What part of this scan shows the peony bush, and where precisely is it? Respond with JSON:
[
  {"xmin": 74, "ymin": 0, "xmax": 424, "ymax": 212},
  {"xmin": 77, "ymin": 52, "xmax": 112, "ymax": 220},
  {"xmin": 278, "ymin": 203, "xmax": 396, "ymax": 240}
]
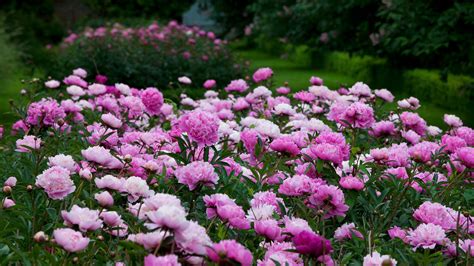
[
  {"xmin": 49, "ymin": 21, "xmax": 246, "ymax": 91},
  {"xmin": 0, "ymin": 66, "xmax": 472, "ymax": 265}
]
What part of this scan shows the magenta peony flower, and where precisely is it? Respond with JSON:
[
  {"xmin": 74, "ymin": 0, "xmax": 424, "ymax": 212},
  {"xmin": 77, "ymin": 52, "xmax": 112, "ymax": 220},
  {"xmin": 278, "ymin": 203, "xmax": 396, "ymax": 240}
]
[
  {"xmin": 141, "ymin": 87, "xmax": 164, "ymax": 115},
  {"xmin": 53, "ymin": 228, "xmax": 89, "ymax": 252},
  {"xmin": 203, "ymin": 79, "xmax": 216, "ymax": 89},
  {"xmin": 178, "ymin": 110, "xmax": 220, "ymax": 146},
  {"xmin": 175, "ymin": 161, "xmax": 219, "ymax": 190},
  {"xmin": 225, "ymin": 79, "xmax": 249, "ymax": 93},
  {"xmin": 95, "ymin": 74, "xmax": 108, "ymax": 84},
  {"xmin": 204, "ymin": 194, "xmax": 250, "ymax": 229},
  {"xmin": 16, "ymin": 135, "xmax": 41, "ymax": 152},
  {"xmin": 144, "ymin": 254, "xmax": 181, "ymax": 266},
  {"xmin": 310, "ymin": 76, "xmax": 323, "ymax": 86},
  {"xmin": 292, "ymin": 230, "xmax": 333, "ymax": 257},
  {"xmin": 207, "ymin": 240, "xmax": 253, "ymax": 266},
  {"xmin": 253, "ymin": 67, "xmax": 273, "ymax": 83},
  {"xmin": 61, "ymin": 205, "xmax": 102, "ymax": 231},
  {"xmin": 35, "ymin": 166, "xmax": 75, "ymax": 200},
  {"xmin": 307, "ymin": 185, "xmax": 349, "ymax": 219},
  {"xmin": 407, "ymin": 223, "xmax": 447, "ymax": 250}
]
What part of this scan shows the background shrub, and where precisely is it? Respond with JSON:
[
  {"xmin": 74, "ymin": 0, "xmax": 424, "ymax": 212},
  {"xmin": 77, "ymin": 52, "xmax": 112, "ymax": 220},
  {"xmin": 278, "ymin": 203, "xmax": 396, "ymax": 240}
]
[{"xmin": 50, "ymin": 22, "xmax": 246, "ymax": 90}]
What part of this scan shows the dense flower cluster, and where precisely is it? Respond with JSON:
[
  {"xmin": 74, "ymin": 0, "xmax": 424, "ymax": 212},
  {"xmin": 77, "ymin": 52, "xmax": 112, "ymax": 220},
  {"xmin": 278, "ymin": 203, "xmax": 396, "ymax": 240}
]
[{"xmin": 1, "ymin": 67, "xmax": 472, "ymax": 265}]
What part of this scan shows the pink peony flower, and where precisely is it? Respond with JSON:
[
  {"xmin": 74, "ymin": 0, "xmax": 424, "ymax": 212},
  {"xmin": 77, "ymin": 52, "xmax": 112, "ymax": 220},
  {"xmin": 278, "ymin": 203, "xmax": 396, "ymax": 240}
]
[
  {"xmin": 141, "ymin": 87, "xmax": 164, "ymax": 115},
  {"xmin": 374, "ymin": 89, "xmax": 394, "ymax": 102},
  {"xmin": 413, "ymin": 201, "xmax": 465, "ymax": 231},
  {"xmin": 61, "ymin": 205, "xmax": 102, "ymax": 231},
  {"xmin": 283, "ymin": 217, "xmax": 313, "ymax": 236},
  {"xmin": 101, "ymin": 113, "xmax": 122, "ymax": 128},
  {"xmin": 400, "ymin": 112, "xmax": 427, "ymax": 136},
  {"xmin": 95, "ymin": 175, "xmax": 125, "ymax": 191},
  {"xmin": 270, "ymin": 136, "xmax": 300, "ymax": 156},
  {"xmin": 178, "ymin": 110, "xmax": 220, "ymax": 146},
  {"xmin": 73, "ymin": 68, "xmax": 87, "ymax": 78},
  {"xmin": 125, "ymin": 176, "xmax": 152, "ymax": 202},
  {"xmin": 307, "ymin": 185, "xmax": 349, "ymax": 219},
  {"xmin": 48, "ymin": 154, "xmax": 77, "ymax": 172},
  {"xmin": 178, "ymin": 76, "xmax": 192, "ymax": 84},
  {"xmin": 293, "ymin": 91, "xmax": 315, "ymax": 103},
  {"xmin": 88, "ymin": 83, "xmax": 107, "ymax": 95},
  {"xmin": 253, "ymin": 67, "xmax": 273, "ymax": 83},
  {"xmin": 3, "ymin": 198, "xmax": 15, "ymax": 208},
  {"xmin": 363, "ymin": 251, "xmax": 397, "ymax": 266},
  {"xmin": 456, "ymin": 147, "xmax": 474, "ymax": 168},
  {"xmin": 94, "ymin": 191, "xmax": 114, "ymax": 207},
  {"xmin": 388, "ymin": 226, "xmax": 408, "ymax": 243},
  {"xmin": 207, "ymin": 240, "xmax": 253, "ymax": 266},
  {"xmin": 144, "ymin": 254, "xmax": 181, "ymax": 266},
  {"xmin": 370, "ymin": 121, "xmax": 396, "ymax": 138},
  {"xmin": 254, "ymin": 219, "xmax": 282, "ymax": 241},
  {"xmin": 128, "ymin": 231, "xmax": 166, "ymax": 250},
  {"xmin": 407, "ymin": 223, "xmax": 447, "ymax": 250},
  {"xmin": 444, "ymin": 114, "xmax": 463, "ymax": 127},
  {"xmin": 175, "ymin": 161, "xmax": 219, "ymax": 190},
  {"xmin": 339, "ymin": 175, "xmax": 364, "ymax": 191},
  {"xmin": 53, "ymin": 228, "xmax": 90, "ymax": 252},
  {"xmin": 63, "ymin": 75, "xmax": 88, "ymax": 88},
  {"xmin": 35, "ymin": 166, "xmax": 75, "ymax": 200},
  {"xmin": 225, "ymin": 79, "xmax": 249, "ymax": 93},
  {"xmin": 334, "ymin": 223, "xmax": 363, "ymax": 241},
  {"xmin": 409, "ymin": 141, "xmax": 440, "ymax": 163},
  {"xmin": 45, "ymin": 79, "xmax": 60, "ymax": 88},
  {"xmin": 81, "ymin": 146, "xmax": 123, "ymax": 169},
  {"xmin": 26, "ymin": 98, "xmax": 66, "ymax": 126},
  {"xmin": 4, "ymin": 176, "xmax": 17, "ymax": 187},
  {"xmin": 278, "ymin": 175, "xmax": 318, "ymax": 196},
  {"xmin": 146, "ymin": 205, "xmax": 189, "ymax": 232},
  {"xmin": 349, "ymin": 82, "xmax": 371, "ymax": 97}
]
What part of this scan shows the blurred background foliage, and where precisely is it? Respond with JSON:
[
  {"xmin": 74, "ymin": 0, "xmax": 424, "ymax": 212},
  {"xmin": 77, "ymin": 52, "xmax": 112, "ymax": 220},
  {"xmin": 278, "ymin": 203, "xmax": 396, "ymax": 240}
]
[{"xmin": 0, "ymin": 0, "xmax": 473, "ymax": 126}]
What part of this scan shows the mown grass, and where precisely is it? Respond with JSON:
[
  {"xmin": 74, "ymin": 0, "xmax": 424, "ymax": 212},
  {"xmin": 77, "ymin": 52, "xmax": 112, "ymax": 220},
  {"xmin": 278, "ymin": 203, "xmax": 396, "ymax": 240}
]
[{"xmin": 237, "ymin": 49, "xmax": 473, "ymax": 128}]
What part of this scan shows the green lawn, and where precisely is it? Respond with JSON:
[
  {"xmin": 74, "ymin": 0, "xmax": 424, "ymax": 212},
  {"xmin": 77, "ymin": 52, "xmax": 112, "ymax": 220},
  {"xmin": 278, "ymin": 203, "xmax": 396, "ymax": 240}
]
[
  {"xmin": 237, "ymin": 49, "xmax": 473, "ymax": 128},
  {"xmin": 0, "ymin": 71, "xmax": 24, "ymax": 124}
]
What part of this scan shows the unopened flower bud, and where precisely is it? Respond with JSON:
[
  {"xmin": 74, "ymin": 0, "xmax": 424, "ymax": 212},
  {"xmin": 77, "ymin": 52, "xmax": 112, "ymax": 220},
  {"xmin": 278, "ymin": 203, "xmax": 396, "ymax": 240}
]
[
  {"xmin": 34, "ymin": 231, "xmax": 48, "ymax": 242},
  {"xmin": 3, "ymin": 186, "xmax": 12, "ymax": 194}
]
